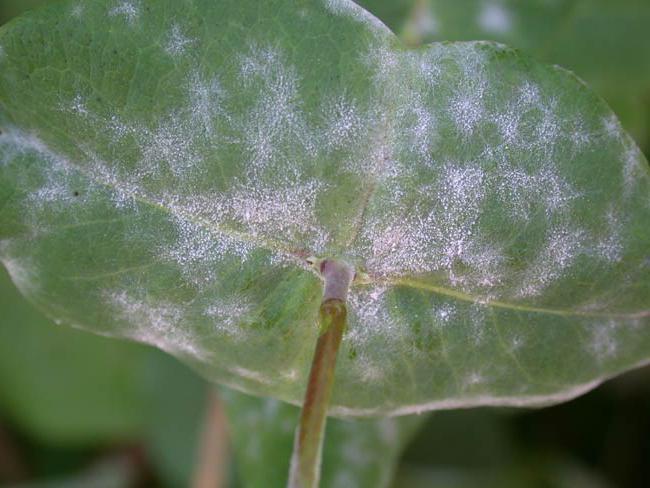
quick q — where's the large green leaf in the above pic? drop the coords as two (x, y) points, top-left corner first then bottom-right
(388, 0), (650, 151)
(0, 0), (648, 416)
(220, 388), (423, 488)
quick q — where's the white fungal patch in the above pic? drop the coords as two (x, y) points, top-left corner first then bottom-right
(463, 371), (485, 388)
(68, 94), (89, 116)
(360, 162), (504, 292)
(478, 2), (513, 34)
(70, 3), (84, 18)
(517, 224), (586, 297)
(433, 303), (455, 327)
(139, 113), (203, 177)
(165, 24), (194, 57)
(164, 213), (253, 288)
(593, 207), (624, 262)
(107, 290), (203, 358)
(602, 114), (622, 139)
(622, 144), (644, 196)
(345, 286), (403, 382)
(447, 51), (488, 135)
(187, 72), (225, 136)
(589, 320), (618, 361)
(321, 95), (365, 152)
(204, 295), (253, 340)
(237, 45), (314, 174)
(108, 1), (139, 25)
(220, 181), (327, 249)
(0, 252), (38, 295)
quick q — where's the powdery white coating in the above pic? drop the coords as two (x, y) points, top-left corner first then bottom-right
(517, 223), (586, 297)
(70, 3), (84, 18)
(589, 320), (618, 361)
(107, 289), (203, 358)
(164, 213), (254, 288)
(237, 45), (314, 175)
(447, 50), (488, 134)
(0, 249), (38, 296)
(478, 2), (513, 34)
(622, 144), (645, 197)
(345, 286), (402, 383)
(204, 295), (253, 340)
(108, 1), (139, 25)
(217, 180), (329, 252)
(592, 207), (624, 262)
(165, 24), (194, 57)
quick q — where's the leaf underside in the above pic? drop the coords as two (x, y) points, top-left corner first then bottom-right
(0, 0), (648, 416)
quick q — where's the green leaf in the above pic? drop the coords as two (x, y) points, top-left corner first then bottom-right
(392, 0), (650, 150)
(0, 0), (648, 416)
(220, 387), (424, 488)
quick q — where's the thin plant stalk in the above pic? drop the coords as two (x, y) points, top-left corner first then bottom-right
(288, 260), (354, 488)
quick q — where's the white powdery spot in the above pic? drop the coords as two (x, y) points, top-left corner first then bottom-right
(140, 114), (204, 177)
(478, 2), (512, 34)
(165, 24), (194, 57)
(1, 252), (38, 295)
(71, 3), (84, 18)
(361, 162), (504, 292)
(164, 213), (253, 287)
(496, 164), (581, 221)
(518, 223), (586, 297)
(237, 45), (314, 173)
(108, 1), (139, 25)
(187, 72), (225, 136)
(0, 45), (5, 62)
(622, 144), (644, 196)
(589, 321), (618, 361)
(323, 0), (390, 35)
(220, 180), (328, 250)
(509, 335), (524, 352)
(593, 207), (624, 262)
(448, 50), (488, 135)
(602, 114), (622, 139)
(463, 371), (485, 388)
(204, 295), (253, 341)
(449, 87), (485, 134)
(433, 303), (455, 327)
(107, 290), (203, 358)
(321, 95), (365, 152)
(68, 94), (89, 116)
(346, 286), (403, 382)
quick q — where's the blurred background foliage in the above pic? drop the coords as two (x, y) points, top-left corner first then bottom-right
(1, 0), (649, 487)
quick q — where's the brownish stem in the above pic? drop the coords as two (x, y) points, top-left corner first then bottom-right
(192, 391), (229, 488)
(289, 260), (354, 488)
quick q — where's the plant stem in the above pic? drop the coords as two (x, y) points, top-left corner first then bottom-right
(288, 260), (354, 488)
(192, 391), (229, 488)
